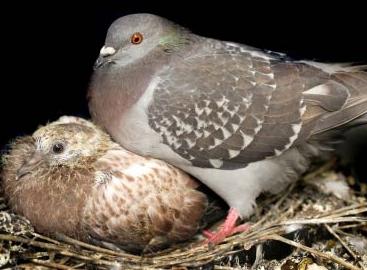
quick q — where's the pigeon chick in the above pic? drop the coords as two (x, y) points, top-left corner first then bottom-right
(88, 13), (367, 243)
(1, 116), (208, 252)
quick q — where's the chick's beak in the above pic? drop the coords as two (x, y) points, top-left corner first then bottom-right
(16, 151), (43, 180)
(93, 46), (116, 70)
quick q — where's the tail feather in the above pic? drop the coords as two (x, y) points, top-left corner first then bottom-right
(348, 113), (367, 127)
(345, 64), (367, 72)
(300, 61), (367, 73)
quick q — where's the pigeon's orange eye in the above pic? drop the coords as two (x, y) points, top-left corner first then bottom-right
(131, 32), (143, 44)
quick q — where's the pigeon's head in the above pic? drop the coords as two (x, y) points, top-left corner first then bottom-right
(94, 13), (191, 69)
(15, 118), (109, 179)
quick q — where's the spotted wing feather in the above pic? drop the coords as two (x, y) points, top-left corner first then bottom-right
(148, 43), (361, 169)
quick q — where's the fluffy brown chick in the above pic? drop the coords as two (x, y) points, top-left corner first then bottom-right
(1, 116), (208, 252)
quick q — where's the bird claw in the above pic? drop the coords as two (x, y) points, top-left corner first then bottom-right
(203, 208), (250, 245)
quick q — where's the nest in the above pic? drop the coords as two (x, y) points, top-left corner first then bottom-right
(1, 162), (366, 269)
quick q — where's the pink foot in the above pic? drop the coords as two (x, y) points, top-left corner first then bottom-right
(203, 208), (250, 244)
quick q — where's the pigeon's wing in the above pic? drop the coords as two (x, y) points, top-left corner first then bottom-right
(148, 44), (367, 169)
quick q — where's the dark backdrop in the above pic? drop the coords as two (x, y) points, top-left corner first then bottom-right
(1, 1), (366, 178)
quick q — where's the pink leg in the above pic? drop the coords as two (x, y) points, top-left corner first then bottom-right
(203, 208), (250, 244)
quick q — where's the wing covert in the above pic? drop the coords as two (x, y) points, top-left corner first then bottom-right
(148, 44), (326, 169)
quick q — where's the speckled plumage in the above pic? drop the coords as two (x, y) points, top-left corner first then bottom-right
(1, 116), (208, 251)
(88, 14), (367, 220)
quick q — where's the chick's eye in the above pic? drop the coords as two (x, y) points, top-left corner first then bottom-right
(52, 143), (65, 154)
(130, 32), (143, 44)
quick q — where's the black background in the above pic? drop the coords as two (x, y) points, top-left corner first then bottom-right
(1, 1), (366, 178)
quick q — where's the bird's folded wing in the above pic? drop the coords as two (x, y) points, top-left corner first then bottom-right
(311, 71), (367, 134)
(148, 51), (366, 169)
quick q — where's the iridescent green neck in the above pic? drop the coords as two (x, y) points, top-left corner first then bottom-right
(159, 28), (193, 53)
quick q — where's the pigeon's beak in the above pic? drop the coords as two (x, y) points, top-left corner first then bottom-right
(16, 151), (43, 180)
(93, 46), (116, 70)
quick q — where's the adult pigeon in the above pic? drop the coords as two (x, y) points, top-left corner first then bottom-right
(1, 116), (208, 251)
(88, 14), (367, 242)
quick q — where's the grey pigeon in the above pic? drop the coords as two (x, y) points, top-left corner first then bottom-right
(89, 13), (367, 242)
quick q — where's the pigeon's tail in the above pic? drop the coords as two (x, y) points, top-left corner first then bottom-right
(301, 61), (367, 73)
(345, 64), (367, 72)
(347, 113), (367, 127)
(331, 65), (367, 182)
